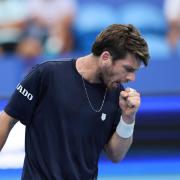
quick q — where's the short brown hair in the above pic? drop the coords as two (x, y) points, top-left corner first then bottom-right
(92, 24), (150, 66)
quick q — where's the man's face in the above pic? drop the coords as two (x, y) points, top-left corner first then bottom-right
(99, 53), (141, 90)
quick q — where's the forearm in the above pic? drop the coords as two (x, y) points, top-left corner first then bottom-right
(0, 111), (17, 151)
(105, 132), (133, 163)
(105, 114), (135, 163)
(105, 88), (140, 162)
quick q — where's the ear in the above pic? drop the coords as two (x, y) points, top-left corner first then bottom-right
(101, 51), (111, 61)
(99, 51), (112, 68)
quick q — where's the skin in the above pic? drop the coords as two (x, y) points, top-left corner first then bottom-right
(0, 111), (18, 151)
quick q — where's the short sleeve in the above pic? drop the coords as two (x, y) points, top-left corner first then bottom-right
(4, 64), (48, 126)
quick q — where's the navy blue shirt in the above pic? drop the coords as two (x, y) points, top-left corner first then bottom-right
(5, 59), (124, 180)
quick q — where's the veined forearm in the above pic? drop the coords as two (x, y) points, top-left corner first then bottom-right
(105, 132), (133, 163)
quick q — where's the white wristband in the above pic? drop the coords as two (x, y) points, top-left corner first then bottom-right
(116, 116), (135, 138)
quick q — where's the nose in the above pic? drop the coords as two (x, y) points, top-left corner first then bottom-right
(127, 73), (136, 82)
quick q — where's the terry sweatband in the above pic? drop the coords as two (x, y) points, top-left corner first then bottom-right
(116, 116), (135, 138)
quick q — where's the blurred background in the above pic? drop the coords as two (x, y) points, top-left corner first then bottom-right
(0, 0), (180, 179)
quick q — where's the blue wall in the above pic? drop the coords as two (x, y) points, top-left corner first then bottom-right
(0, 56), (180, 98)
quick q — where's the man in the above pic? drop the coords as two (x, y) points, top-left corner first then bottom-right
(0, 24), (150, 179)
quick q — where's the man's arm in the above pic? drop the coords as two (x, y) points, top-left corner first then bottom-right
(105, 88), (140, 163)
(105, 132), (133, 163)
(0, 111), (18, 151)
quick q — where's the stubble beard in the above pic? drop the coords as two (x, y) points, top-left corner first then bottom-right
(98, 71), (117, 91)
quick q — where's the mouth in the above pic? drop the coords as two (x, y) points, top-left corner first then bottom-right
(115, 80), (121, 85)
(112, 81), (120, 88)
(107, 81), (121, 90)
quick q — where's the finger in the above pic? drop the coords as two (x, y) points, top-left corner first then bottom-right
(127, 96), (140, 101)
(126, 87), (136, 93)
(128, 91), (140, 97)
(127, 97), (141, 108)
(120, 91), (129, 99)
(127, 101), (135, 108)
(125, 88), (140, 97)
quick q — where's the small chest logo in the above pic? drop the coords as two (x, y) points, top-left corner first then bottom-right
(101, 113), (107, 121)
(16, 84), (33, 101)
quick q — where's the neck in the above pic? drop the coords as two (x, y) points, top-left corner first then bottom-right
(76, 54), (101, 83)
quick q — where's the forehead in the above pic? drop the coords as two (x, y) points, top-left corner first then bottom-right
(113, 54), (141, 69)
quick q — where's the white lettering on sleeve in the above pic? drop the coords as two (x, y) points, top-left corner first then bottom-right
(16, 84), (34, 101)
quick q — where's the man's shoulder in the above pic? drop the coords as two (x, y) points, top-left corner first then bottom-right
(40, 58), (74, 68)
(36, 58), (75, 73)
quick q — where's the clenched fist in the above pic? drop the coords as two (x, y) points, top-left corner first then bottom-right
(119, 88), (141, 123)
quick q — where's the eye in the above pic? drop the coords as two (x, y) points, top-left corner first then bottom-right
(125, 67), (135, 73)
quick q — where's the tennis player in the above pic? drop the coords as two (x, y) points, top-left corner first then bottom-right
(0, 24), (150, 180)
